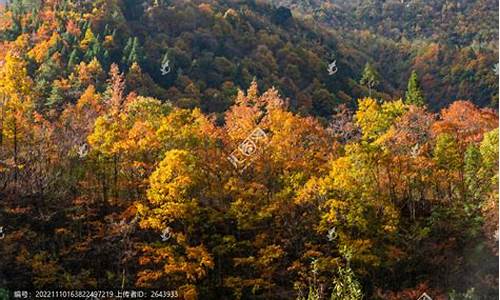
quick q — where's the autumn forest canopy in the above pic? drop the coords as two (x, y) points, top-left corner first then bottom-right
(0, 0), (498, 299)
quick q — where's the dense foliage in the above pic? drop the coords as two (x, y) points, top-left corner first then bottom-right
(0, 0), (498, 299)
(271, 0), (499, 109)
(270, 0), (498, 45)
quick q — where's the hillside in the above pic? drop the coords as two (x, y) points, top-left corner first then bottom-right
(0, 0), (497, 117)
(270, 0), (499, 109)
(269, 0), (499, 45)
(0, 0), (363, 119)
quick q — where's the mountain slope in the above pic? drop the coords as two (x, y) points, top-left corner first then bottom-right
(269, 0), (499, 108)
(0, 0), (363, 119)
(1, 0), (496, 120)
(269, 0), (499, 46)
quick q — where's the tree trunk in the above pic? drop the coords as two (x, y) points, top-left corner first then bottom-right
(13, 120), (18, 193)
(0, 96), (4, 145)
(114, 154), (118, 198)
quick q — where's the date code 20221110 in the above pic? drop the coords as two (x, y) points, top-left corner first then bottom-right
(13, 289), (179, 299)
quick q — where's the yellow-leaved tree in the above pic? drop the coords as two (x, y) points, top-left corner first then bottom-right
(0, 49), (35, 192)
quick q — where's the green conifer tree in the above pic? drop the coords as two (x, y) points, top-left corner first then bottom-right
(405, 70), (425, 106)
(360, 62), (380, 97)
(122, 37), (133, 66)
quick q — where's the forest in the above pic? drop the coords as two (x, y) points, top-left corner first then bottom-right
(0, 0), (498, 299)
